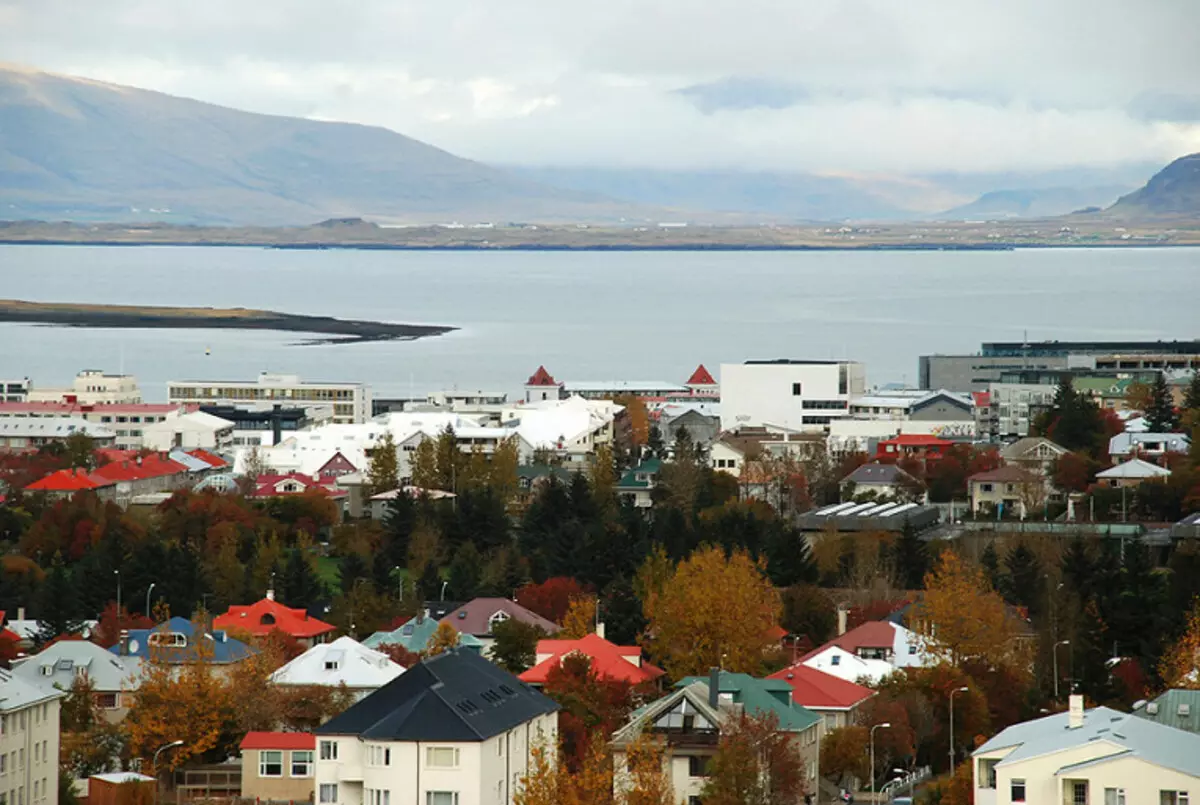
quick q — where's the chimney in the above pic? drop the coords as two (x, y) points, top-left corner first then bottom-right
(708, 666), (721, 709)
(1068, 694), (1085, 729)
(272, 404), (283, 446)
(17, 607), (25, 623)
(265, 588), (275, 602)
(596, 621), (606, 640)
(836, 605), (848, 637)
(119, 629), (129, 656)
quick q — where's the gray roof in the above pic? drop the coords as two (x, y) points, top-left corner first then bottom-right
(440, 598), (560, 637)
(842, 462), (915, 486)
(1096, 458), (1171, 480)
(975, 705), (1200, 778)
(999, 437), (1068, 461)
(1109, 432), (1190, 454)
(1133, 689), (1200, 733)
(12, 640), (144, 692)
(0, 668), (66, 712)
(0, 417), (116, 439)
(612, 681), (724, 746)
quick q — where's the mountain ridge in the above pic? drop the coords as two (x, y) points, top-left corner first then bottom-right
(1107, 153), (1200, 217)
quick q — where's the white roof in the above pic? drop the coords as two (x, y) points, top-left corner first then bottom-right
(1096, 459), (1172, 480)
(1109, 431), (1191, 454)
(0, 668), (65, 711)
(0, 417), (116, 439)
(92, 773), (156, 784)
(500, 395), (622, 449)
(150, 410), (234, 431)
(269, 636), (405, 689)
(802, 646), (896, 684)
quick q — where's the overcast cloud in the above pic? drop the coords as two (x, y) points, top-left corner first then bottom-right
(3, 0), (1199, 173)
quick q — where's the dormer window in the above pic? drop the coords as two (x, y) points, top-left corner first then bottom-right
(488, 611), (510, 630)
(149, 632), (187, 648)
(260, 613), (277, 626)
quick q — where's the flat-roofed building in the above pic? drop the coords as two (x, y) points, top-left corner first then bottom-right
(27, 369), (141, 404)
(720, 360), (866, 432)
(168, 372), (371, 424)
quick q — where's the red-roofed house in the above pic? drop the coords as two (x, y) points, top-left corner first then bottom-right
(524, 366), (564, 402)
(875, 434), (954, 464)
(25, 468), (110, 498)
(239, 732), (315, 801)
(251, 473), (346, 499)
(685, 364), (719, 398)
(187, 448), (228, 469)
(215, 594), (335, 647)
(767, 664), (875, 730)
(520, 633), (665, 688)
(799, 620), (933, 683)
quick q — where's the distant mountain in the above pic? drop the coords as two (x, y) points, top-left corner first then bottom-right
(1107, 153), (1200, 218)
(941, 186), (1135, 220)
(0, 65), (641, 225)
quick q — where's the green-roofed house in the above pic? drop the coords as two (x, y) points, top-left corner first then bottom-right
(362, 616), (483, 654)
(616, 458), (662, 509)
(610, 669), (820, 804)
(1133, 689), (1200, 734)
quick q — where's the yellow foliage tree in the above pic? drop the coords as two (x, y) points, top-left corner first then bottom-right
(614, 394), (650, 447)
(619, 733), (674, 805)
(560, 596), (597, 639)
(426, 621), (462, 656)
(514, 736), (613, 805)
(1160, 599), (1200, 689)
(643, 545), (781, 678)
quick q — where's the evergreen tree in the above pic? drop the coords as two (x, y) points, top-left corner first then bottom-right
(1002, 544), (1043, 618)
(1144, 372), (1180, 433)
(371, 551), (397, 597)
(518, 476), (578, 580)
(280, 548), (324, 610)
(1109, 534), (1168, 674)
(1040, 377), (1104, 453)
(337, 552), (369, 595)
(979, 542), (1002, 592)
(1060, 537), (1094, 600)
(365, 432), (400, 495)
(162, 544), (205, 619)
(35, 553), (81, 645)
(762, 519), (818, 587)
(415, 560), (443, 602)
(893, 519), (929, 590)
(599, 577), (646, 646)
(380, 492), (417, 569)
(645, 425), (665, 460)
(446, 541), (483, 601)
(1184, 372), (1200, 414)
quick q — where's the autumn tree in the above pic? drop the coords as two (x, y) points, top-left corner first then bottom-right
(1160, 598), (1200, 689)
(1052, 451), (1095, 494)
(614, 395), (650, 449)
(60, 671), (124, 776)
(560, 595), (597, 639)
(544, 654), (636, 769)
(779, 584), (836, 647)
(490, 618), (546, 673)
(617, 733), (675, 805)
(517, 577), (590, 624)
(514, 735), (613, 805)
(820, 726), (869, 786)
(701, 711), (807, 805)
(410, 438), (438, 490)
(643, 545), (781, 678)
(366, 432), (400, 495)
(426, 621), (462, 656)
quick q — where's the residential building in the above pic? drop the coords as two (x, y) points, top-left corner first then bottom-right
(0, 417), (116, 450)
(10, 640), (143, 724)
(766, 663), (875, 731)
(798, 620), (932, 684)
(616, 458), (661, 508)
(799, 644), (895, 684)
(998, 436), (1069, 478)
(709, 428), (825, 478)
(214, 592), (336, 648)
(0, 668), (64, 805)
(841, 462), (922, 502)
(240, 732), (316, 803)
(270, 637), (406, 702)
(973, 695), (1200, 805)
(978, 383), (1059, 440)
(523, 366), (564, 403)
(439, 599), (560, 656)
(826, 418), (976, 455)
(363, 616), (483, 655)
(250, 473), (348, 505)
(875, 434), (954, 466)
(1096, 459), (1172, 488)
(659, 406), (721, 452)
(24, 449), (223, 503)
(0, 379), (30, 403)
(519, 633), (664, 688)
(1133, 690), (1200, 734)
(168, 373), (372, 424)
(141, 410), (235, 452)
(968, 466), (1043, 516)
(847, 389), (973, 422)
(313, 647), (559, 805)
(719, 359), (866, 432)
(0, 402), (198, 450)
(109, 616), (255, 674)
(1109, 431), (1191, 463)
(27, 370), (141, 404)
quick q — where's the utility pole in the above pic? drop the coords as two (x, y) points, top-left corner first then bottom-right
(949, 686), (968, 775)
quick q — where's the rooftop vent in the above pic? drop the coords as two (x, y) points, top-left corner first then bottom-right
(1180, 704), (1191, 717)
(1147, 703), (1159, 715)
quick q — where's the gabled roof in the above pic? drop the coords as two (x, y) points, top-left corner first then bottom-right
(1109, 431), (1191, 454)
(674, 671), (820, 733)
(686, 365), (717, 386)
(240, 732), (315, 751)
(612, 681), (722, 746)
(842, 462), (917, 486)
(363, 617), (483, 653)
(804, 621), (899, 658)
(25, 468), (107, 492)
(440, 598), (561, 637)
(214, 597), (335, 640)
(520, 633), (664, 686)
(1096, 458), (1172, 480)
(315, 647), (559, 742)
(526, 366), (560, 387)
(269, 636), (405, 689)
(801, 645), (896, 684)
(109, 616), (256, 664)
(252, 472), (346, 499)
(186, 448), (228, 469)
(767, 664), (876, 710)
(12, 640), (143, 692)
(0, 668), (66, 711)
(1134, 689), (1200, 733)
(968, 465), (1039, 484)
(999, 437), (1069, 462)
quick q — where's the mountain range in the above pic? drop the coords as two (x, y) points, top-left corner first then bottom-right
(0, 64), (1195, 225)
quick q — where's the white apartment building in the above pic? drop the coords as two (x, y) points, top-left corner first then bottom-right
(0, 402), (199, 451)
(141, 410), (235, 452)
(27, 370), (142, 404)
(719, 360), (866, 432)
(979, 383), (1058, 441)
(168, 373), (372, 424)
(314, 649), (559, 805)
(0, 380), (30, 404)
(0, 669), (64, 805)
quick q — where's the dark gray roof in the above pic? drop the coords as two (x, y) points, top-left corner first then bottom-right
(315, 647), (558, 742)
(842, 462), (913, 486)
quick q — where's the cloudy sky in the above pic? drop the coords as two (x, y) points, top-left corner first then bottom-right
(3, 0), (1200, 174)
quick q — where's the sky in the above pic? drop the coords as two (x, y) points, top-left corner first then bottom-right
(3, 0), (1200, 174)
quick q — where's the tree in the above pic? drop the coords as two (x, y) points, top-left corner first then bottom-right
(980, 542), (1002, 591)
(366, 432), (400, 495)
(1146, 372), (1180, 433)
(490, 618), (546, 673)
(1038, 378), (1105, 455)
(700, 711), (807, 805)
(446, 541), (483, 601)
(1125, 380), (1154, 413)
(516, 577), (590, 624)
(779, 584), (836, 646)
(1160, 599), (1200, 689)
(1001, 543), (1043, 618)
(409, 438), (438, 490)
(618, 733), (675, 805)
(426, 621), (462, 656)
(279, 544), (324, 610)
(600, 578), (646, 647)
(35, 552), (81, 646)
(544, 654), (635, 769)
(1052, 451), (1095, 494)
(894, 519), (929, 590)
(821, 726), (869, 786)
(642, 545), (781, 679)
(1182, 373), (1200, 431)
(560, 596), (597, 639)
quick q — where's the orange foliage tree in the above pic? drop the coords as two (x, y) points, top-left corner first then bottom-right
(560, 596), (597, 639)
(1160, 598), (1200, 689)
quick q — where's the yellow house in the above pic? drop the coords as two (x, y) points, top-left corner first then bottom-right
(973, 696), (1200, 805)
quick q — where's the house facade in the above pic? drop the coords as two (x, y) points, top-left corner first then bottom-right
(968, 466), (1043, 515)
(240, 732), (316, 803)
(719, 360), (866, 432)
(439, 599), (560, 656)
(0, 669), (64, 805)
(314, 648), (559, 805)
(11, 641), (143, 723)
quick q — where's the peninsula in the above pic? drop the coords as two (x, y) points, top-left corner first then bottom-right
(0, 300), (455, 344)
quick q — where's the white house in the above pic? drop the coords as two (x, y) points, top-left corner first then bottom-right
(0, 669), (65, 805)
(142, 410), (235, 452)
(11, 640), (143, 723)
(973, 695), (1200, 805)
(313, 648), (559, 805)
(799, 620), (934, 684)
(1096, 458), (1172, 488)
(1108, 431), (1191, 463)
(270, 637), (406, 702)
(719, 360), (866, 433)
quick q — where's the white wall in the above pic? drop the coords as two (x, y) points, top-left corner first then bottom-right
(0, 698), (63, 805)
(720, 362), (865, 432)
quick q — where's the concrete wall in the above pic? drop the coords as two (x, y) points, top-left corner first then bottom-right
(0, 697), (61, 805)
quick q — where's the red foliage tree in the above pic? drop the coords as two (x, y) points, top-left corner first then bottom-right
(516, 577), (591, 624)
(542, 654), (636, 769)
(1053, 452), (1095, 494)
(378, 642), (424, 669)
(90, 602), (154, 649)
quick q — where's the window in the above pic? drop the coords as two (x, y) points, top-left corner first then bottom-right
(1073, 782), (1088, 805)
(319, 740), (338, 761)
(1, 753), (6, 774)
(981, 483), (994, 493)
(791, 382), (803, 396)
(830, 655), (840, 666)
(319, 784), (338, 804)
(426, 747), (460, 768)
(291, 750), (313, 777)
(1105, 789), (1125, 805)
(978, 759), (997, 789)
(1011, 779), (1026, 802)
(259, 750), (283, 777)
(426, 794), (459, 805)
(368, 746), (392, 766)
(687, 756), (711, 778)
(96, 693), (118, 709)
(1161, 794), (1191, 805)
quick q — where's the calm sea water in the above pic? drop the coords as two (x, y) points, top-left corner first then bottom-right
(0, 245), (1197, 401)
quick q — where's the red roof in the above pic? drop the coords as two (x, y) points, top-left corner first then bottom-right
(526, 366), (560, 387)
(686, 364), (717, 386)
(95, 448), (139, 465)
(187, 448), (228, 469)
(972, 391), (991, 408)
(25, 468), (108, 492)
(240, 732), (315, 751)
(520, 633), (665, 686)
(90, 454), (189, 484)
(767, 664), (875, 710)
(802, 621), (898, 662)
(878, 434), (955, 447)
(215, 597), (335, 639)
(0, 402), (195, 415)
(252, 472), (345, 498)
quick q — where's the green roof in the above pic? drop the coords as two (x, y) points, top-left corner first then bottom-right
(1134, 689), (1200, 733)
(363, 617), (483, 653)
(676, 671), (820, 733)
(618, 458), (663, 489)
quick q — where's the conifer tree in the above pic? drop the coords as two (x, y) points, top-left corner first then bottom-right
(337, 552), (369, 595)
(1145, 372), (1180, 433)
(280, 548), (324, 610)
(446, 541), (483, 600)
(893, 519), (929, 590)
(1002, 543), (1043, 617)
(365, 432), (399, 496)
(35, 552), (81, 646)
(979, 542), (1002, 592)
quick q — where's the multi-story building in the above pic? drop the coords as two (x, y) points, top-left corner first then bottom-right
(27, 370), (141, 404)
(0, 417), (117, 450)
(240, 732), (316, 804)
(977, 383), (1059, 441)
(0, 402), (198, 450)
(168, 373), (371, 424)
(719, 360), (866, 432)
(11, 641), (142, 724)
(0, 669), (64, 805)
(0, 380), (30, 403)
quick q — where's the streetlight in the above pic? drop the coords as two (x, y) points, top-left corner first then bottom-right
(440, 580), (448, 602)
(145, 582), (156, 617)
(869, 722), (891, 798)
(1054, 640), (1071, 700)
(152, 739), (184, 803)
(949, 686), (969, 775)
(114, 569), (121, 616)
(393, 566), (402, 601)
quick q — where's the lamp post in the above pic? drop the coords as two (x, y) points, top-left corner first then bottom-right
(152, 740), (184, 803)
(440, 580), (448, 602)
(393, 566), (402, 602)
(869, 722), (891, 798)
(1054, 640), (1071, 700)
(145, 582), (156, 617)
(949, 685), (969, 775)
(114, 569), (121, 616)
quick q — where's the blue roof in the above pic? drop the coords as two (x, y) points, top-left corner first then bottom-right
(108, 616), (256, 664)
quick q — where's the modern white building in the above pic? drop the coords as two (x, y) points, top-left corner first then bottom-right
(313, 648), (559, 805)
(141, 410), (235, 452)
(0, 379), (30, 403)
(719, 360), (866, 432)
(27, 370), (142, 405)
(0, 402), (198, 451)
(168, 373), (372, 424)
(973, 695), (1200, 805)
(270, 637), (406, 702)
(0, 668), (65, 805)
(0, 417), (117, 450)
